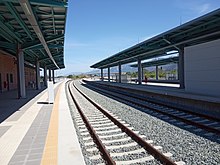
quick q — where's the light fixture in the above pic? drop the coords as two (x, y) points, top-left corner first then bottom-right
(165, 50), (178, 55)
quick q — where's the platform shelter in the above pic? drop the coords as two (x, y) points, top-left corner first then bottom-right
(0, 0), (68, 98)
(91, 9), (220, 97)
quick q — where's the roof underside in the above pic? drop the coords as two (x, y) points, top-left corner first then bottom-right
(0, 0), (68, 70)
(131, 56), (179, 68)
(91, 9), (220, 69)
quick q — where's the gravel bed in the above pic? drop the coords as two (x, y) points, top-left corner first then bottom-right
(85, 82), (220, 141)
(76, 80), (220, 165)
(67, 82), (161, 164)
(66, 84), (104, 165)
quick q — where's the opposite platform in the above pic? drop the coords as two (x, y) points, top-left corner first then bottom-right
(0, 80), (85, 165)
(85, 79), (220, 119)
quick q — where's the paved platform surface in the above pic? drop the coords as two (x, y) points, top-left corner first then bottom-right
(0, 80), (85, 165)
(89, 79), (220, 103)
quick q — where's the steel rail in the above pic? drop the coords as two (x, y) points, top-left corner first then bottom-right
(72, 81), (177, 165)
(68, 81), (116, 165)
(83, 80), (220, 135)
(84, 80), (220, 122)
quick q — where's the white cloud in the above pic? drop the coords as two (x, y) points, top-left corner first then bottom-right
(174, 0), (212, 15)
(192, 3), (211, 15)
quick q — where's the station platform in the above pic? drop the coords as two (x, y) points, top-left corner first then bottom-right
(84, 79), (220, 119)
(0, 80), (85, 165)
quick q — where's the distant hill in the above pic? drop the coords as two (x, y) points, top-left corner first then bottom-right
(66, 63), (177, 76)
(86, 63), (177, 75)
(68, 72), (83, 75)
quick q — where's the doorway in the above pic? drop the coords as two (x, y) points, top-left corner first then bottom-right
(6, 73), (9, 91)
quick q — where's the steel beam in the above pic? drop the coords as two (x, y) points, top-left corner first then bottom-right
(0, 16), (22, 42)
(19, 0), (59, 69)
(22, 34), (64, 50)
(31, 44), (63, 50)
(0, 41), (16, 49)
(5, 2), (33, 40)
(0, 28), (14, 42)
(96, 31), (220, 69)
(38, 52), (62, 62)
(30, 0), (67, 7)
(2, 0), (67, 7)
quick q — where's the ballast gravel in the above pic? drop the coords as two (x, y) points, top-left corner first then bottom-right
(67, 82), (160, 165)
(72, 81), (220, 165)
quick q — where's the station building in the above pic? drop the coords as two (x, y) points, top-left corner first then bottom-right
(0, 53), (36, 92)
(0, 0), (67, 98)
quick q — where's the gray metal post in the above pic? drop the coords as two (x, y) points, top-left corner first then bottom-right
(142, 67), (144, 80)
(35, 60), (41, 90)
(108, 67), (110, 82)
(156, 65), (159, 80)
(52, 70), (55, 84)
(101, 68), (103, 81)
(49, 69), (51, 81)
(17, 47), (26, 98)
(44, 66), (47, 87)
(178, 47), (185, 88)
(138, 59), (142, 84)
(16, 44), (21, 98)
(118, 63), (122, 83)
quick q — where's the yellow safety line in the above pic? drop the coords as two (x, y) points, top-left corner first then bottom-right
(41, 84), (62, 165)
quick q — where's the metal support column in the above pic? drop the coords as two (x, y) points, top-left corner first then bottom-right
(35, 60), (41, 90)
(52, 70), (55, 84)
(138, 59), (142, 84)
(16, 45), (26, 98)
(142, 67), (144, 80)
(118, 63), (122, 83)
(156, 65), (159, 80)
(49, 69), (51, 81)
(44, 66), (47, 87)
(101, 68), (103, 81)
(108, 67), (110, 82)
(178, 47), (185, 88)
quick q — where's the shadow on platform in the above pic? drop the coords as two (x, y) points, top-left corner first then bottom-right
(0, 87), (46, 123)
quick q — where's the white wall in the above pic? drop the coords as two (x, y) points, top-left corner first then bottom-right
(184, 39), (220, 97)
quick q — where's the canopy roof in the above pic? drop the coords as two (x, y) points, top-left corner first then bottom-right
(131, 56), (178, 68)
(0, 0), (68, 70)
(91, 9), (220, 69)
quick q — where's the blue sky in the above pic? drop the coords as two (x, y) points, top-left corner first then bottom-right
(59, 0), (220, 75)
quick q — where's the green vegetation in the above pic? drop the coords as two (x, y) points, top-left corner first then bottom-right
(67, 74), (87, 79)
(126, 68), (177, 80)
(126, 71), (138, 78)
(143, 69), (155, 78)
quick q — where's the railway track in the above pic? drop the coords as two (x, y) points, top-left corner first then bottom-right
(82, 80), (220, 137)
(67, 80), (185, 165)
